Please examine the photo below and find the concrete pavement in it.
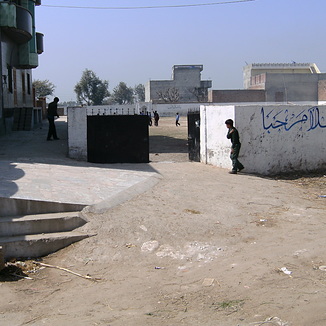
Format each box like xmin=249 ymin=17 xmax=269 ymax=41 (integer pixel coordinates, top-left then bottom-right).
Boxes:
xmin=0 ymin=117 xmax=160 ymax=216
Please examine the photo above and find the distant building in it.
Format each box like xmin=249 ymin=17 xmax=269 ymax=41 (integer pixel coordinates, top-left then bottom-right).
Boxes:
xmin=0 ymin=0 xmax=44 ymax=134
xmin=244 ymin=63 xmax=326 ymax=103
xmin=208 ymin=63 xmax=326 ymax=104
xmin=243 ymin=63 xmax=321 ymax=89
xmin=145 ymin=65 xmax=212 ymax=103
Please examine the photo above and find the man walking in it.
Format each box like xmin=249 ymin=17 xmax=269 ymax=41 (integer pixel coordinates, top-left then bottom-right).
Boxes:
xmin=225 ymin=119 xmax=244 ymax=174
xmin=47 ymin=97 xmax=60 ymax=141
xmin=175 ymin=112 xmax=180 ymax=126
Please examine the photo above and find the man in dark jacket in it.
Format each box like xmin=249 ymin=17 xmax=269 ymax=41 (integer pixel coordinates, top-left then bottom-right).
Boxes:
xmin=154 ymin=111 xmax=159 ymax=126
xmin=47 ymin=97 xmax=60 ymax=141
xmin=225 ymin=119 xmax=244 ymax=174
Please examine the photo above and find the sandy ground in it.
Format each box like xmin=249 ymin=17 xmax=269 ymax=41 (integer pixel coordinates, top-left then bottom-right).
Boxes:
xmin=1 ymin=117 xmax=326 ymax=326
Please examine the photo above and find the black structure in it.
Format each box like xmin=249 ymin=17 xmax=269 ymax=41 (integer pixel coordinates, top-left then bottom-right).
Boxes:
xmin=87 ymin=115 xmax=149 ymax=163
xmin=187 ymin=111 xmax=200 ymax=162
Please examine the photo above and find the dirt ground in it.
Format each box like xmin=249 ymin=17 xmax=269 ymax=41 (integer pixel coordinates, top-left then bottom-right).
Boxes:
xmin=1 ymin=117 xmax=326 ymax=326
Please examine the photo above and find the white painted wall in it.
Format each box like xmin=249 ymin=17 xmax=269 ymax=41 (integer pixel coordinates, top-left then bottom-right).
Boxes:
xmin=152 ymin=103 xmax=201 ymax=117
xmin=86 ymin=104 xmax=142 ymax=116
xmin=201 ymin=104 xmax=326 ymax=175
xmin=88 ymin=102 xmax=204 ymax=117
xmin=200 ymin=105 xmax=235 ymax=168
xmin=67 ymin=107 xmax=87 ymax=160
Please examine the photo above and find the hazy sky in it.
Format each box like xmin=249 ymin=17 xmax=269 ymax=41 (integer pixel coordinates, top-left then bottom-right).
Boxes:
xmin=33 ymin=0 xmax=326 ymax=102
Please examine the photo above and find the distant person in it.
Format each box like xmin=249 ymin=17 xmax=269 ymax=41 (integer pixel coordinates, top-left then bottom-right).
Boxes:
xmin=225 ymin=119 xmax=244 ymax=174
xmin=175 ymin=112 xmax=180 ymax=126
xmin=148 ymin=112 xmax=152 ymax=126
xmin=154 ymin=111 xmax=159 ymax=126
xmin=47 ymin=97 xmax=60 ymax=141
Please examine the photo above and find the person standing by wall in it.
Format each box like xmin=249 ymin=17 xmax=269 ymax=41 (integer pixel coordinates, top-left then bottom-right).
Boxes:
xmin=154 ymin=111 xmax=160 ymax=126
xmin=225 ymin=119 xmax=244 ymax=174
xmin=47 ymin=97 xmax=60 ymax=141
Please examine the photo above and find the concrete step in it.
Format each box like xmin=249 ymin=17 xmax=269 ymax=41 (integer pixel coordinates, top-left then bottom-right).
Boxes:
xmin=0 ymin=212 xmax=87 ymax=237
xmin=0 ymin=231 xmax=94 ymax=259
xmin=0 ymin=197 xmax=86 ymax=217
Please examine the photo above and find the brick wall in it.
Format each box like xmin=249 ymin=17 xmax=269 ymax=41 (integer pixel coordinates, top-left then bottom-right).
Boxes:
xmin=208 ymin=89 xmax=266 ymax=103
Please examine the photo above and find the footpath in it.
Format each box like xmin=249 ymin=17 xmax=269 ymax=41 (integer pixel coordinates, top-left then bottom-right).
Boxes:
xmin=0 ymin=117 xmax=159 ymax=213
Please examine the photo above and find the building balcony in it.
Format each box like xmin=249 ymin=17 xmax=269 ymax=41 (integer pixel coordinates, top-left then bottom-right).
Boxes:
xmin=0 ymin=2 xmax=33 ymax=44
xmin=36 ymin=32 xmax=44 ymax=54
xmin=17 ymin=43 xmax=38 ymax=69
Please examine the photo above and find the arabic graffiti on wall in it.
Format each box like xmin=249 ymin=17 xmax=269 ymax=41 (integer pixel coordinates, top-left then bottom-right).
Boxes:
xmin=261 ymin=106 xmax=326 ymax=133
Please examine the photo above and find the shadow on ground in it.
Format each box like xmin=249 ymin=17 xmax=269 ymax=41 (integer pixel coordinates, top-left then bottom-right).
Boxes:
xmin=149 ymin=135 xmax=188 ymax=154
xmin=0 ymin=162 xmax=24 ymax=198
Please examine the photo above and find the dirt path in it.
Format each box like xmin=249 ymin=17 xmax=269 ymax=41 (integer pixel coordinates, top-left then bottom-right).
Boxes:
xmin=1 ymin=118 xmax=326 ymax=326
xmin=149 ymin=116 xmax=189 ymax=163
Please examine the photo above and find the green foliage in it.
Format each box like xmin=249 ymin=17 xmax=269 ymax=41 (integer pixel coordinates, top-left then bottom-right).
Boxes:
xmin=32 ymin=79 xmax=55 ymax=98
xmin=74 ymin=69 xmax=110 ymax=106
xmin=111 ymin=82 xmax=134 ymax=104
xmin=134 ymin=84 xmax=145 ymax=102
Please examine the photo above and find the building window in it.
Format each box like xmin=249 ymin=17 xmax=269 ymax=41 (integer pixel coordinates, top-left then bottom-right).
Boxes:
xmin=22 ymin=72 xmax=26 ymax=104
xmin=13 ymin=68 xmax=17 ymax=105
xmin=27 ymin=73 xmax=31 ymax=95
xmin=7 ymin=65 xmax=13 ymax=93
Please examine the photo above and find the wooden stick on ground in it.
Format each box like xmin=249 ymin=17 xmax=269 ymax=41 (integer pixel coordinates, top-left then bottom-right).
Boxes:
xmin=33 ymin=261 xmax=100 ymax=281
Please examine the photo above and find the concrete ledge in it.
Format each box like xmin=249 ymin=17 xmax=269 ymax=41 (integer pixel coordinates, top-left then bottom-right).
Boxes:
xmin=0 ymin=212 xmax=86 ymax=237
xmin=0 ymin=197 xmax=86 ymax=217
xmin=0 ymin=231 xmax=94 ymax=259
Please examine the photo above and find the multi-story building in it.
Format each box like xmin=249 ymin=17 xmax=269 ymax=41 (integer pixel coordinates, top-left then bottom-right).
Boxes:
xmin=145 ymin=65 xmax=212 ymax=103
xmin=0 ymin=0 xmax=43 ymax=134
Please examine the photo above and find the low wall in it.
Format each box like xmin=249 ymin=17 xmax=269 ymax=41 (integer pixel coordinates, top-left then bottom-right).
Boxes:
xmin=12 ymin=107 xmax=43 ymax=131
xmin=67 ymin=107 xmax=87 ymax=160
xmin=152 ymin=103 xmax=202 ymax=117
xmin=85 ymin=104 xmax=141 ymax=116
xmin=201 ymin=104 xmax=326 ymax=175
xmin=84 ymin=103 xmax=203 ymax=117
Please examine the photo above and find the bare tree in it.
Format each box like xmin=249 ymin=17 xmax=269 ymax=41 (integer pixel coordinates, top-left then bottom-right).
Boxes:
xmin=189 ymin=87 xmax=208 ymax=102
xmin=156 ymin=87 xmax=180 ymax=103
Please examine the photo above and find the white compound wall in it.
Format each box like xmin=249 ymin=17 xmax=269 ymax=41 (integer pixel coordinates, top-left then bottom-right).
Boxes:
xmin=200 ymin=104 xmax=326 ymax=175
xmin=67 ymin=107 xmax=87 ymax=160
